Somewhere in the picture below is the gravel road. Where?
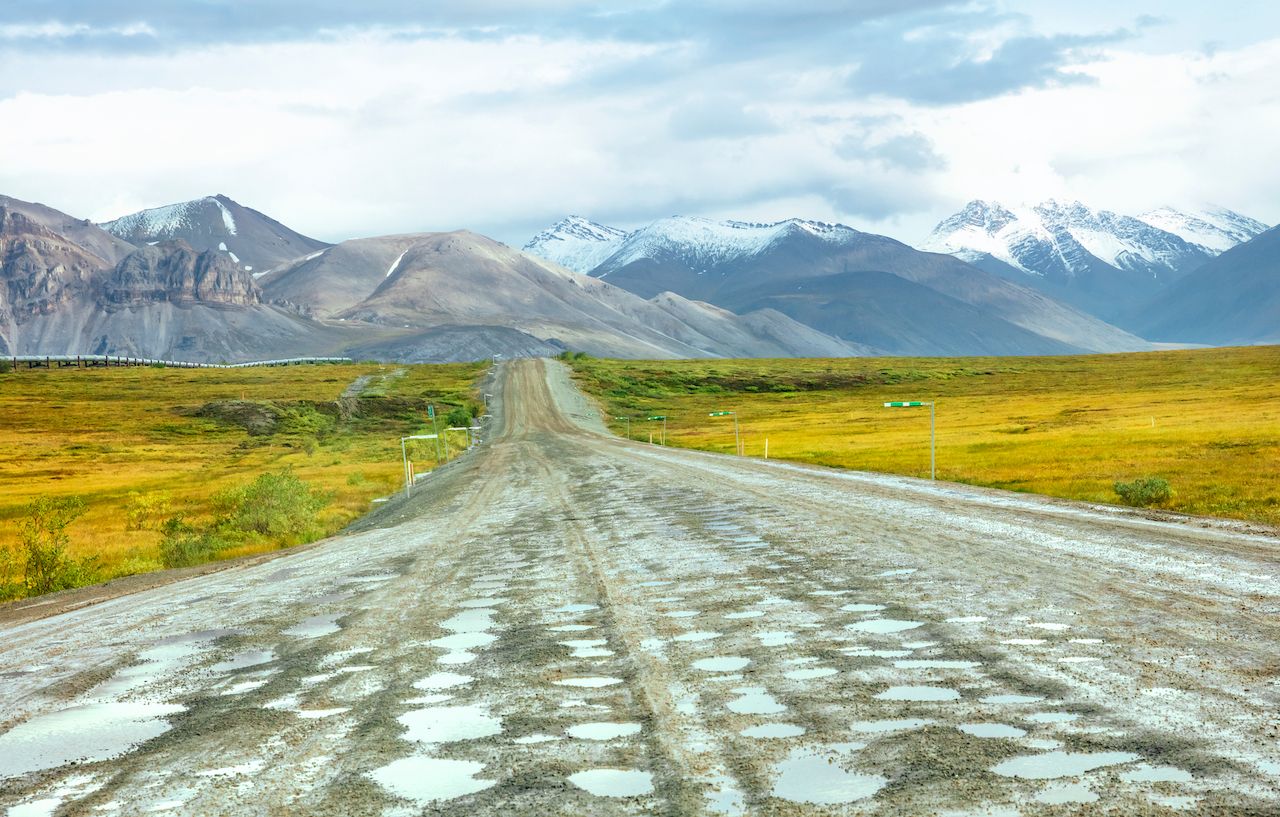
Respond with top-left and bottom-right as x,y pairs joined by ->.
2,358 -> 1278,815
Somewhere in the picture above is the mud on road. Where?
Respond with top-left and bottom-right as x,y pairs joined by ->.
1,358 -> 1278,815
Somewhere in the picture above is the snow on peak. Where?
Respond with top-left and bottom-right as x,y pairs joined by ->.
922,198 -> 1260,279
100,195 -> 237,239
523,216 -> 631,273
603,216 -> 863,273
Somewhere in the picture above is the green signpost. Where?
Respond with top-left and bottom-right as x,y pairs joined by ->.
708,410 -> 741,455
884,401 -> 935,479
647,415 -> 667,445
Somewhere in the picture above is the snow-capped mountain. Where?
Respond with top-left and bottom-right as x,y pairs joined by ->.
1136,207 -> 1269,254
919,200 -> 1268,323
522,215 -> 629,274
100,195 -> 330,275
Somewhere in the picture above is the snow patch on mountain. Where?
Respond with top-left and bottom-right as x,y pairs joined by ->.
386,250 -> 408,278
1137,207 -> 1268,253
101,196 -> 237,240
523,216 -> 630,273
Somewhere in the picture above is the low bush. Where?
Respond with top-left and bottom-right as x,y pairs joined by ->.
125,491 -> 172,531
18,497 -> 95,594
214,470 -> 330,540
445,406 -> 472,428
158,516 -> 226,568
1115,477 -> 1173,507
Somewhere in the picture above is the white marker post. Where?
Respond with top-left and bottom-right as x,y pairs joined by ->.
400,433 -> 439,497
884,401 -> 935,480
648,415 -> 667,446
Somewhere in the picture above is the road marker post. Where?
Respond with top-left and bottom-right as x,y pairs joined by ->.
709,410 -> 741,455
647,415 -> 667,445
400,433 -> 439,497
615,416 -> 631,440
883,401 -> 935,480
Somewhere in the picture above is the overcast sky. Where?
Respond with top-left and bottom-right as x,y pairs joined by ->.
2,1 -> 1278,246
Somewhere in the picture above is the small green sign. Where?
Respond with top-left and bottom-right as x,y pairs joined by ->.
884,401 -> 927,407
708,411 -> 733,417
647,415 -> 666,421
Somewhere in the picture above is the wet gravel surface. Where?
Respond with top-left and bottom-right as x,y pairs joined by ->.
1,359 -> 1278,815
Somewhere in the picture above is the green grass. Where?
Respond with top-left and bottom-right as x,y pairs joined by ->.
0,361 -> 486,600
567,346 -> 1280,527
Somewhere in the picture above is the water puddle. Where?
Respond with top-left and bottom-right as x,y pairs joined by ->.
438,652 -> 476,665
959,723 -> 1026,739
757,631 -> 795,647
638,580 -> 673,587
741,723 -> 805,738
841,647 -> 912,658
840,603 -> 887,613
513,733 -> 559,744
1000,638 -> 1046,646
877,568 -> 917,577
1028,622 -> 1071,631
1036,781 -> 1097,804
560,639 -> 613,658
441,609 -> 495,633
664,610 -> 701,618
783,667 -> 837,681
567,722 -> 641,740
297,708 -> 348,719
568,768 -> 654,797
553,603 -> 598,614
0,702 -> 186,776
458,597 -> 506,608
1121,764 -> 1192,783
548,624 -> 595,632
198,761 -> 265,777
1070,638 -> 1103,645
771,746 -> 885,805
368,756 -> 496,803
405,694 -> 453,705
875,686 -> 959,702
413,672 -> 473,690
851,718 -> 934,733
727,687 -> 785,714
723,611 -> 764,620
430,633 -> 496,651
993,750 -> 1140,779
555,676 -> 623,688
1026,712 -> 1078,724
893,659 -> 980,670
673,631 -> 721,643
398,704 -> 502,744
211,649 -> 275,673
282,613 -> 343,639
693,656 -> 750,672
981,694 -> 1044,704
846,619 -> 923,634
946,616 -> 989,623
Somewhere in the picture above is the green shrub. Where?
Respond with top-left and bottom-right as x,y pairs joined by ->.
125,491 -> 172,531
0,359 -> 11,374
445,406 -> 472,428
158,516 -> 226,568
1115,477 -> 1173,507
215,470 -> 330,539
19,497 -> 92,594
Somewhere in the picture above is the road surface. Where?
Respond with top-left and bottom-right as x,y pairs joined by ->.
2,358 -> 1278,815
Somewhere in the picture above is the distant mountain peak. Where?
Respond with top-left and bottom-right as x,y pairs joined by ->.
102,195 -> 238,240
523,216 -> 631,273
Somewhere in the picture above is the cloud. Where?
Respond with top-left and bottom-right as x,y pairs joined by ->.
667,97 -> 777,140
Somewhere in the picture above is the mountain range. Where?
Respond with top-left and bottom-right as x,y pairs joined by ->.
919,200 -> 1268,324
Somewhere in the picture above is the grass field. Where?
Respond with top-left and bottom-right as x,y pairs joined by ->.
0,361 -> 486,600
567,346 -> 1280,527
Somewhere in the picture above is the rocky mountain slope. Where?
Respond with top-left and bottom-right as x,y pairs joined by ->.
1129,225 -> 1280,345
100,195 -> 331,275
526,215 -> 1148,355
921,200 -> 1268,323
522,216 -> 629,274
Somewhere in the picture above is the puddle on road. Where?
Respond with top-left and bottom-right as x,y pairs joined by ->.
548,624 -> 595,632
1036,782 -> 1097,804
211,650 -> 275,673
553,603 -> 598,614
771,745 -> 885,805
441,609 -> 496,633
413,672 -> 473,690
840,603 -> 887,613
693,656 -> 750,673
567,722 -> 642,741
1000,638 -> 1047,646
398,705 -> 502,744
430,633 -> 496,651
783,667 -> 837,681
368,757 -> 496,804
993,751 -> 1140,779
846,619 -> 923,634
875,686 -> 960,702
664,610 -> 701,619
877,568 -> 917,577
851,718 -> 934,733
555,677 -> 623,688
457,597 -> 506,608
568,769 -> 654,797
946,616 -> 989,623
513,733 -> 559,744
1070,638 -> 1103,645
741,723 -> 805,739
437,652 -> 476,665
1028,622 -> 1071,631
981,694 -> 1044,704
893,660 -> 980,670
405,694 -> 453,705
757,632 -> 796,647
560,639 -> 613,658
297,708 -> 348,719
638,580 -> 673,587
1026,712 -> 1078,724
723,611 -> 764,620
1121,765 -> 1193,783
841,647 -> 913,658
727,687 -> 785,714
282,613 -> 343,639
0,702 -> 187,777
673,631 -> 721,643
959,723 -> 1026,739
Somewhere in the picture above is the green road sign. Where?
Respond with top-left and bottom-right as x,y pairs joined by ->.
647,415 -> 666,421
428,405 -> 435,418
708,411 -> 733,417
884,401 -> 928,407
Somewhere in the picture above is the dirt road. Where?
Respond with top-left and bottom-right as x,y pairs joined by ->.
2,358 -> 1278,815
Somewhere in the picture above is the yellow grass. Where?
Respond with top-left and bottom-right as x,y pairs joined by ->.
0,361 -> 486,596
567,347 -> 1280,527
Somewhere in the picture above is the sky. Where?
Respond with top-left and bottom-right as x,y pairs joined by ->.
1,1 -> 1278,246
